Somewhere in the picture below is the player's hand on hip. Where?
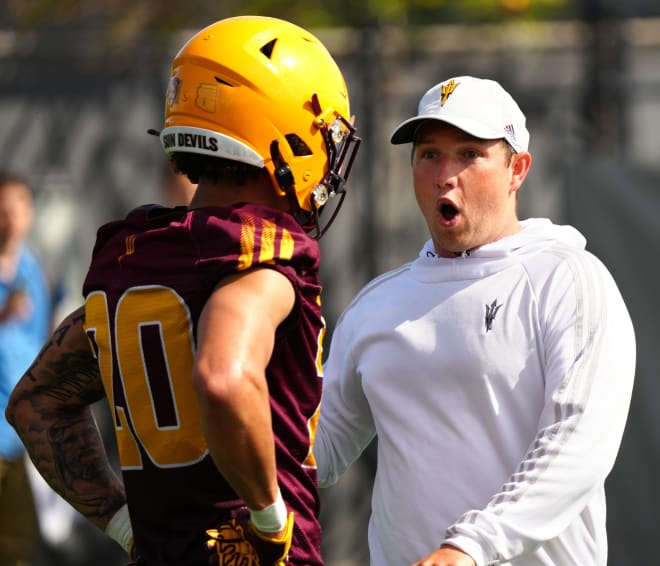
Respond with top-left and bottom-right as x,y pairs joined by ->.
411,544 -> 477,566
207,510 -> 294,566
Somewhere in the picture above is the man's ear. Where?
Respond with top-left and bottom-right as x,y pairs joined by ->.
511,151 -> 532,193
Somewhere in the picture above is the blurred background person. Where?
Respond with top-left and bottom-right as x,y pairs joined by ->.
0,171 -> 120,566
0,171 -> 51,566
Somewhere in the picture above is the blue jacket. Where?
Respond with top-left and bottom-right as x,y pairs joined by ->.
0,244 -> 51,459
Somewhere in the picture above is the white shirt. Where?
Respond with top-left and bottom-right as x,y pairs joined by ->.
315,218 -> 635,566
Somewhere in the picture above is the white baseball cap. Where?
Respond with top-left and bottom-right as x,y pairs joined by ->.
390,76 -> 529,152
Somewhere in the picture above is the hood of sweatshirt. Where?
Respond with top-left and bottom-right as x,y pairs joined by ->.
411,218 -> 587,282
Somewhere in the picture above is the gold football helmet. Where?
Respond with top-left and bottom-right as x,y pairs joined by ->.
156,15 -> 360,237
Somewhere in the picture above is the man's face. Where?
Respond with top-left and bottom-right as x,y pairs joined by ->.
411,121 -> 530,257
0,182 -> 33,249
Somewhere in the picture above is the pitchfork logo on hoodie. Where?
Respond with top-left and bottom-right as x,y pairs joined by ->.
485,299 -> 503,332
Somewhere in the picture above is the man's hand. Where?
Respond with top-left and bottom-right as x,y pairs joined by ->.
411,544 -> 476,566
0,287 -> 31,322
207,511 -> 294,566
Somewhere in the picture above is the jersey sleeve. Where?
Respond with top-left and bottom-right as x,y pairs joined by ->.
315,300 -> 377,488
443,252 -> 636,565
196,205 -> 319,276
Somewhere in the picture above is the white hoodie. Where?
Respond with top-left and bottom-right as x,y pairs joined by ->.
315,218 -> 635,566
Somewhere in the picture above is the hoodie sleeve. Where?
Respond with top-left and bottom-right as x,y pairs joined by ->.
314,306 -> 377,488
442,250 -> 636,565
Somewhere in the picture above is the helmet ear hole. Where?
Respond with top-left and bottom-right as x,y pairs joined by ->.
285,134 -> 312,157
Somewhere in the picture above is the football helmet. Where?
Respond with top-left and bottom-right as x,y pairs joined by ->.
156,16 -> 360,237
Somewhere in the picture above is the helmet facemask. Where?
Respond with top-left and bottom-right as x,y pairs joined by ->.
273,94 -> 361,239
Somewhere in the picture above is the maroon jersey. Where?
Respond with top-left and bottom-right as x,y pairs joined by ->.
82,203 -> 325,565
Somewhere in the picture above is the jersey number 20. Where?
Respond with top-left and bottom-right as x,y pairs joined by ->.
85,286 -> 206,470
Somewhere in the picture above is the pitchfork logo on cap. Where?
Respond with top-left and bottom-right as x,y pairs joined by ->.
440,79 -> 460,106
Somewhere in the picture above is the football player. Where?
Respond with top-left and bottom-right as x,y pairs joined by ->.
5,15 -> 359,566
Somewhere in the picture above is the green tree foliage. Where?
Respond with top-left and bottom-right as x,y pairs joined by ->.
3,0 -> 659,39
0,0 -> 576,35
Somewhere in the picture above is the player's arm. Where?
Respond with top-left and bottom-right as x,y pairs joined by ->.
194,266 -> 294,528
4,307 -> 126,531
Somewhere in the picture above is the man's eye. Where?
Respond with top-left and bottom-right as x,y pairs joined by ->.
464,150 -> 479,159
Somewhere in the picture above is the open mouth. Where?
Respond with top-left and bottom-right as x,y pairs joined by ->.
440,202 -> 458,222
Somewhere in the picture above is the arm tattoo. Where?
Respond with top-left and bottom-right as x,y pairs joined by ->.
6,307 -> 126,529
